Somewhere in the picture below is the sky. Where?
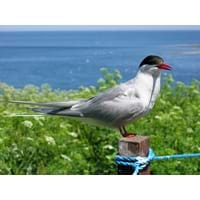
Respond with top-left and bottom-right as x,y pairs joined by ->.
0,25 -> 200,31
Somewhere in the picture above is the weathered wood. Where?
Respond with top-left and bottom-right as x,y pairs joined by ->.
118,135 -> 150,175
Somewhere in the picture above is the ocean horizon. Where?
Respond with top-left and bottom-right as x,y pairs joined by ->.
0,30 -> 200,89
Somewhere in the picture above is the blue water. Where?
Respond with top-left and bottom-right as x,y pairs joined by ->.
0,30 -> 200,89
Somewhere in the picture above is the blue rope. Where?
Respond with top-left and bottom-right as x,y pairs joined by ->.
115,148 -> 200,175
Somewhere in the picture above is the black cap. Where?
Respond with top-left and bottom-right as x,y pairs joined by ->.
139,55 -> 164,68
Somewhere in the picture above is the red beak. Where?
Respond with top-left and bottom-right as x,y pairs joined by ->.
158,63 -> 172,71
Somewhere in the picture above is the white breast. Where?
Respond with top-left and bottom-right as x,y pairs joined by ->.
134,71 -> 161,111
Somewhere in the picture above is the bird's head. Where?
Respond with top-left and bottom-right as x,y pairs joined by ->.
139,55 -> 172,76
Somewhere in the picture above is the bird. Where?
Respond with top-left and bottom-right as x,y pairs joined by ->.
3,55 -> 172,137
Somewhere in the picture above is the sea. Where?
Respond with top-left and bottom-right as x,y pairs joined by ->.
0,30 -> 200,90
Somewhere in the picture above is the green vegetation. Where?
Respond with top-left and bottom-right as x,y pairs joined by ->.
0,68 -> 200,175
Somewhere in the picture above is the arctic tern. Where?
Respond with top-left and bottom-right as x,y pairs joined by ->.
3,55 -> 172,137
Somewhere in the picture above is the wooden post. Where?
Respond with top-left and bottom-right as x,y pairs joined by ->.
118,135 -> 150,175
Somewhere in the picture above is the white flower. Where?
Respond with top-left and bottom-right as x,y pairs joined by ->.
26,137 -> 34,141
68,132 -> 78,138
155,115 -> 161,120
186,128 -> 193,134
44,136 -> 56,145
61,154 -> 72,161
103,145 -> 114,150
22,120 -> 33,128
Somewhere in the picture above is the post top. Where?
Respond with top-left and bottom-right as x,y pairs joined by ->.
118,135 -> 149,157
119,135 -> 149,143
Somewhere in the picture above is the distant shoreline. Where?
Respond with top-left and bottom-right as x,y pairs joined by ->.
1,25 -> 200,32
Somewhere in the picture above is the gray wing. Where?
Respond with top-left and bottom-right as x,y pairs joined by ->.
86,78 -> 138,105
31,84 -> 128,116
53,82 -> 145,127
34,92 -> 145,128
78,98 -> 145,127
87,85 -> 126,104
70,83 -> 131,110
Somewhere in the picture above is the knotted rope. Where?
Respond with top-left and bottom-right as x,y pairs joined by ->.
115,148 -> 200,175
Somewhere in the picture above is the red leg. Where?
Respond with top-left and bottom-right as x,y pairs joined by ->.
119,127 -> 125,137
119,126 -> 137,138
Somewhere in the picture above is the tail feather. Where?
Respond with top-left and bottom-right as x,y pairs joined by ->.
32,107 -> 58,114
0,100 -> 82,108
32,107 -> 83,117
0,99 -> 85,117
